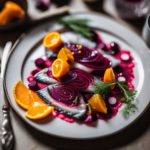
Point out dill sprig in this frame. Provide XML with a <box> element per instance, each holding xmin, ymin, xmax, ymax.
<box><xmin>73</xmin><ymin>96</ymin><xmax>78</xmax><ymax>104</ymax></box>
<box><xmin>94</xmin><ymin>82</ymin><xmax>116</xmax><ymax>99</ymax></box>
<box><xmin>59</xmin><ymin>17</ymin><xmax>93</xmax><ymax>38</ymax></box>
<box><xmin>94</xmin><ymin>80</ymin><xmax>137</xmax><ymax>117</ymax></box>
<box><xmin>116</xmin><ymin>81</ymin><xmax>137</xmax><ymax>103</ymax></box>
<box><xmin>88</xmin><ymin>103</ymin><xmax>92</xmax><ymax>114</ymax></box>
<box><xmin>116</xmin><ymin>81</ymin><xmax>137</xmax><ymax>117</ymax></box>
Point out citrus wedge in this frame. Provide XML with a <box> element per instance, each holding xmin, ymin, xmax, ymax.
<box><xmin>25</xmin><ymin>91</ymin><xmax>54</xmax><ymax>119</ymax></box>
<box><xmin>13</xmin><ymin>80</ymin><xmax>33</xmax><ymax>110</ymax></box>
<box><xmin>88</xmin><ymin>94</ymin><xmax>107</xmax><ymax>114</ymax></box>
<box><xmin>0</xmin><ymin>1</ymin><xmax>25</xmax><ymax>25</ymax></box>
<box><xmin>43</xmin><ymin>31</ymin><xmax>62</xmax><ymax>52</ymax></box>
<box><xmin>57</xmin><ymin>48</ymin><xmax>74</xmax><ymax>63</ymax></box>
<box><xmin>13</xmin><ymin>81</ymin><xmax>54</xmax><ymax>119</ymax></box>
<box><xmin>104</xmin><ymin>67</ymin><xmax>115</xmax><ymax>89</ymax></box>
<box><xmin>52</xmin><ymin>58</ymin><xmax>69</xmax><ymax>78</ymax></box>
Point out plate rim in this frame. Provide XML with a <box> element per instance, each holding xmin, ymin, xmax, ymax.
<box><xmin>4</xmin><ymin>12</ymin><xmax>150</xmax><ymax>139</ymax></box>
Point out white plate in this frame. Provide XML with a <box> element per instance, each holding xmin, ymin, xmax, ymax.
<box><xmin>4</xmin><ymin>13</ymin><xmax>150</xmax><ymax>139</ymax></box>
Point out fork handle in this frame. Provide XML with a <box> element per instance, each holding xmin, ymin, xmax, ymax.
<box><xmin>1</xmin><ymin>105</ymin><xmax>14</xmax><ymax>150</ymax></box>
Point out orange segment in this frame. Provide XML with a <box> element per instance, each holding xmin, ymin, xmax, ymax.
<box><xmin>52</xmin><ymin>58</ymin><xmax>69</xmax><ymax>78</ymax></box>
<box><xmin>88</xmin><ymin>94</ymin><xmax>107</xmax><ymax>114</ymax></box>
<box><xmin>57</xmin><ymin>48</ymin><xmax>74</xmax><ymax>63</ymax></box>
<box><xmin>25</xmin><ymin>103</ymin><xmax>54</xmax><ymax>120</ymax></box>
<box><xmin>43</xmin><ymin>31</ymin><xmax>62</xmax><ymax>52</ymax></box>
<box><xmin>13</xmin><ymin>80</ymin><xmax>33</xmax><ymax>110</ymax></box>
<box><xmin>25</xmin><ymin>91</ymin><xmax>54</xmax><ymax>119</ymax></box>
<box><xmin>5</xmin><ymin>1</ymin><xmax>25</xmax><ymax>18</ymax></box>
<box><xmin>13</xmin><ymin>81</ymin><xmax>54</xmax><ymax>119</ymax></box>
<box><xmin>0</xmin><ymin>1</ymin><xmax>25</xmax><ymax>25</ymax></box>
<box><xmin>104</xmin><ymin>67</ymin><xmax>115</xmax><ymax>89</ymax></box>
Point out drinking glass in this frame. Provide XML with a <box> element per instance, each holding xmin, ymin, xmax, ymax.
<box><xmin>114</xmin><ymin>0</ymin><xmax>150</xmax><ymax>20</ymax></box>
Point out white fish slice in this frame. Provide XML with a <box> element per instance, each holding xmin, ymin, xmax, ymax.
<box><xmin>37</xmin><ymin>85</ymin><xmax>86</xmax><ymax>119</ymax></box>
<box><xmin>34</xmin><ymin>68</ymin><xmax>58</xmax><ymax>84</ymax></box>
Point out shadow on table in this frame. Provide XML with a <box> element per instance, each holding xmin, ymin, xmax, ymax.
<box><xmin>12</xmin><ymin>104</ymin><xmax>150</xmax><ymax>150</ymax></box>
<box><xmin>51</xmin><ymin>0</ymin><xmax>71</xmax><ymax>7</ymax></box>
<box><xmin>84</xmin><ymin>0</ymin><xmax>105</xmax><ymax>14</ymax></box>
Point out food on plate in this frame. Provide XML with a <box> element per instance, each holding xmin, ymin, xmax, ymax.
<box><xmin>0</xmin><ymin>1</ymin><xmax>25</xmax><ymax>25</ymax></box>
<box><xmin>37</xmin><ymin>84</ymin><xmax>86</xmax><ymax>119</ymax></box>
<box><xmin>35</xmin><ymin>0</ymin><xmax>50</xmax><ymax>11</ymax></box>
<box><xmin>43</xmin><ymin>31</ymin><xmax>62</xmax><ymax>52</ymax></box>
<box><xmin>13</xmin><ymin>80</ymin><xmax>33</xmax><ymax>110</ymax></box>
<box><xmin>88</xmin><ymin>94</ymin><xmax>107</xmax><ymax>114</ymax></box>
<box><xmin>104</xmin><ymin>67</ymin><xmax>115</xmax><ymax>89</ymax></box>
<box><xmin>13</xmin><ymin>80</ymin><xmax>54</xmax><ymax>119</ymax></box>
<box><xmin>35</xmin><ymin>58</ymin><xmax>46</xmax><ymax>69</ymax></box>
<box><xmin>25</xmin><ymin>91</ymin><xmax>54</xmax><ymax>119</ymax></box>
<box><xmin>13</xmin><ymin>17</ymin><xmax>137</xmax><ymax>124</ymax></box>
<box><xmin>52</xmin><ymin>58</ymin><xmax>69</xmax><ymax>78</ymax></box>
<box><xmin>57</xmin><ymin>47</ymin><xmax>74</xmax><ymax>63</ymax></box>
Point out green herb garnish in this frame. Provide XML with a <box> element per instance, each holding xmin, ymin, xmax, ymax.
<box><xmin>88</xmin><ymin>103</ymin><xmax>92</xmax><ymax>114</ymax></box>
<box><xmin>59</xmin><ymin>17</ymin><xmax>93</xmax><ymax>38</ymax></box>
<box><xmin>94</xmin><ymin>82</ymin><xmax>116</xmax><ymax>99</ymax></box>
<box><xmin>116</xmin><ymin>81</ymin><xmax>137</xmax><ymax>117</ymax></box>
<box><xmin>73</xmin><ymin>96</ymin><xmax>78</xmax><ymax>104</ymax></box>
<box><xmin>94</xmin><ymin>80</ymin><xmax>137</xmax><ymax>117</ymax></box>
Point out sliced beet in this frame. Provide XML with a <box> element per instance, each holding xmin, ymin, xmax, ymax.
<box><xmin>109</xmin><ymin>42</ymin><xmax>120</xmax><ymax>55</ymax></box>
<box><xmin>35</xmin><ymin>58</ymin><xmax>45</xmax><ymax>69</ymax></box>
<box><xmin>84</xmin><ymin>112</ymin><xmax>98</xmax><ymax>123</ymax></box>
<box><xmin>28</xmin><ymin>80</ymin><xmax>39</xmax><ymax>91</ymax></box>
<box><xmin>31</xmin><ymin>69</ymin><xmax>39</xmax><ymax>76</ymax></box>
<box><xmin>36</xmin><ymin>0</ymin><xmax>50</xmax><ymax>11</ymax></box>
<box><xmin>96</xmin><ymin>43</ymin><xmax>108</xmax><ymax>51</ymax></box>
<box><xmin>84</xmin><ymin>113</ymin><xmax>92</xmax><ymax>123</ymax></box>
<box><xmin>89</xmin><ymin>30</ymin><xmax>103</xmax><ymax>43</ymax></box>
<box><xmin>27</xmin><ymin>76</ymin><xmax>34</xmax><ymax>82</ymax></box>
<box><xmin>84</xmin><ymin>94</ymin><xmax>94</xmax><ymax>102</ymax></box>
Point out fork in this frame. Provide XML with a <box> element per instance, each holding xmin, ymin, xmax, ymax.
<box><xmin>0</xmin><ymin>42</ymin><xmax>15</xmax><ymax>150</ymax></box>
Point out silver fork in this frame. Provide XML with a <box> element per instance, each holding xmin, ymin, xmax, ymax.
<box><xmin>0</xmin><ymin>42</ymin><xmax>15</xmax><ymax>150</ymax></box>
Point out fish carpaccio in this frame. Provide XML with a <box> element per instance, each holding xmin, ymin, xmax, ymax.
<box><xmin>27</xmin><ymin>31</ymin><xmax>135</xmax><ymax>124</ymax></box>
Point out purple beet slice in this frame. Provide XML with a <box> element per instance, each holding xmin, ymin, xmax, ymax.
<box><xmin>35</xmin><ymin>58</ymin><xmax>45</xmax><ymax>69</ymax></box>
<box><xmin>28</xmin><ymin>80</ymin><xmax>39</xmax><ymax>91</ymax></box>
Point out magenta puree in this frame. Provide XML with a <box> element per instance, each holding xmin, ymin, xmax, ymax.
<box><xmin>27</xmin><ymin>31</ymin><xmax>135</xmax><ymax>123</ymax></box>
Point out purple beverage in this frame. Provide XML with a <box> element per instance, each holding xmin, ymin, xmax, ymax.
<box><xmin>115</xmin><ymin>0</ymin><xmax>150</xmax><ymax>20</ymax></box>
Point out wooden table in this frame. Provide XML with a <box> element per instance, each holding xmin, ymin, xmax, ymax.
<box><xmin>0</xmin><ymin>0</ymin><xmax>150</xmax><ymax>150</ymax></box>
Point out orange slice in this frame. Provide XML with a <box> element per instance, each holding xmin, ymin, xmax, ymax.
<box><xmin>88</xmin><ymin>94</ymin><xmax>107</xmax><ymax>114</ymax></box>
<box><xmin>5</xmin><ymin>1</ymin><xmax>25</xmax><ymax>18</ymax></box>
<box><xmin>13</xmin><ymin>80</ymin><xmax>33</xmax><ymax>110</ymax></box>
<box><xmin>13</xmin><ymin>81</ymin><xmax>54</xmax><ymax>119</ymax></box>
<box><xmin>57</xmin><ymin>48</ymin><xmax>74</xmax><ymax>63</ymax></box>
<box><xmin>52</xmin><ymin>58</ymin><xmax>69</xmax><ymax>78</ymax></box>
<box><xmin>104</xmin><ymin>67</ymin><xmax>115</xmax><ymax>89</ymax></box>
<box><xmin>25</xmin><ymin>91</ymin><xmax>54</xmax><ymax>119</ymax></box>
<box><xmin>43</xmin><ymin>31</ymin><xmax>62</xmax><ymax>52</ymax></box>
<box><xmin>0</xmin><ymin>1</ymin><xmax>25</xmax><ymax>25</ymax></box>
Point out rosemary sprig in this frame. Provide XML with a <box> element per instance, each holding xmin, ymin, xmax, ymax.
<box><xmin>94</xmin><ymin>80</ymin><xmax>137</xmax><ymax>117</ymax></box>
<box><xmin>73</xmin><ymin>96</ymin><xmax>78</xmax><ymax>104</ymax></box>
<box><xmin>59</xmin><ymin>17</ymin><xmax>93</xmax><ymax>38</ymax></box>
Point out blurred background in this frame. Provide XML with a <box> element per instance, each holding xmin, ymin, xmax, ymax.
<box><xmin>0</xmin><ymin>0</ymin><xmax>150</xmax><ymax>150</ymax></box>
